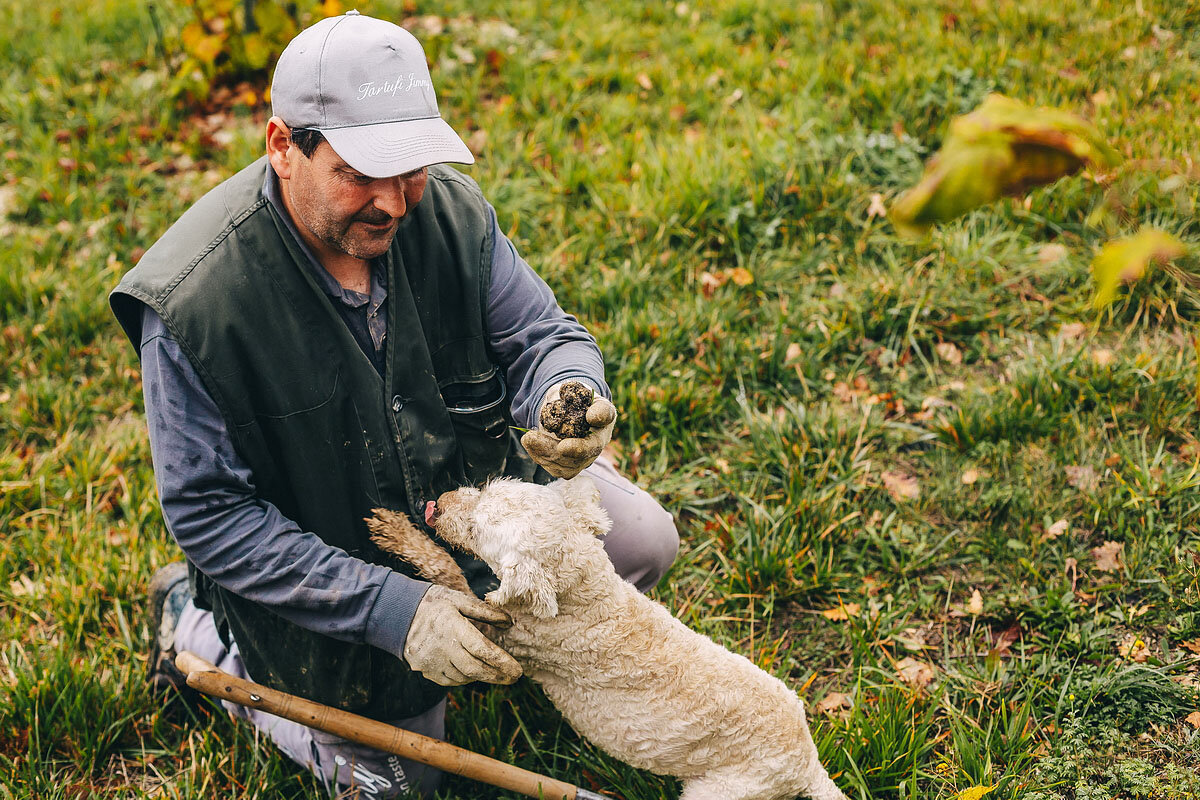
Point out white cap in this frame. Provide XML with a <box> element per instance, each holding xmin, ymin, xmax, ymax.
<box><xmin>271</xmin><ymin>11</ymin><xmax>474</xmax><ymax>177</ymax></box>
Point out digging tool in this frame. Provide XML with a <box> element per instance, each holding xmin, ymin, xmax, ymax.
<box><xmin>175</xmin><ymin>651</ymin><xmax>614</xmax><ymax>800</ymax></box>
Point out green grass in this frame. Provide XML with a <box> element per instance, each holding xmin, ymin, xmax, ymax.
<box><xmin>3</xmin><ymin>0</ymin><xmax>1200</xmax><ymax>797</ymax></box>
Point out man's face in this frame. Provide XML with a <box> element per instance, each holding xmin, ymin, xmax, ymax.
<box><xmin>283</xmin><ymin>138</ymin><xmax>428</xmax><ymax>261</ymax></box>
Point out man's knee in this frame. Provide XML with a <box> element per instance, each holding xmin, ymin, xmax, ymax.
<box><xmin>607</xmin><ymin>501</ymin><xmax>679</xmax><ymax>593</ymax></box>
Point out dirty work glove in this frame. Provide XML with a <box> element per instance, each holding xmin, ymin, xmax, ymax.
<box><xmin>521</xmin><ymin>382</ymin><xmax>618</xmax><ymax>479</ymax></box>
<box><xmin>403</xmin><ymin>585</ymin><xmax>522</xmax><ymax>686</ymax></box>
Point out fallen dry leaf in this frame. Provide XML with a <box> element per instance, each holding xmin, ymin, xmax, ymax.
<box><xmin>896</xmin><ymin>657</ymin><xmax>935</xmax><ymax>688</ymax></box>
<box><xmin>699</xmin><ymin>271</ymin><xmax>724</xmax><ymax>298</ymax></box>
<box><xmin>814</xmin><ymin>691</ymin><xmax>853</xmax><ymax>716</ymax></box>
<box><xmin>1065</xmin><ymin>464</ymin><xmax>1100</xmax><ymax>492</ymax></box>
<box><xmin>1118</xmin><ymin>633</ymin><xmax>1150</xmax><ymax>663</ymax></box>
<box><xmin>726</xmin><ymin>267</ymin><xmax>754</xmax><ymax>286</ymax></box>
<box><xmin>968</xmin><ymin>588</ymin><xmax>984</xmax><ymax>616</ymax></box>
<box><xmin>882</xmin><ymin>470</ymin><xmax>920</xmax><ymax>501</ymax></box>
<box><xmin>1039</xmin><ymin>243</ymin><xmax>1069</xmax><ymax>265</ymax></box>
<box><xmin>935</xmin><ymin>341</ymin><xmax>963</xmax><ymax>364</ymax></box>
<box><xmin>867</xmin><ymin>193</ymin><xmax>887</xmax><ymax>219</ymax></box>
<box><xmin>1092</xmin><ymin>540</ymin><xmax>1125</xmax><ymax>573</ymax></box>
<box><xmin>1186</xmin><ymin>711</ymin><xmax>1200</xmax><ymax>729</ymax></box>
<box><xmin>821</xmin><ymin>602</ymin><xmax>861</xmax><ymax>622</ymax></box>
<box><xmin>1045</xmin><ymin>519</ymin><xmax>1069</xmax><ymax>540</ymax></box>
<box><xmin>961</xmin><ymin>468</ymin><xmax>980</xmax><ymax>485</ymax></box>
<box><xmin>1058</xmin><ymin>321</ymin><xmax>1088</xmax><ymax>339</ymax></box>
<box><xmin>1178</xmin><ymin>638</ymin><xmax>1200</xmax><ymax>655</ymax></box>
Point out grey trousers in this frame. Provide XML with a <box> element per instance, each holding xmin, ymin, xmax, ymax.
<box><xmin>173</xmin><ymin>457</ymin><xmax>678</xmax><ymax>798</ymax></box>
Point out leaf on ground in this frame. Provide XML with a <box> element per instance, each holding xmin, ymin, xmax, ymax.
<box><xmin>1044</xmin><ymin>519</ymin><xmax>1069</xmax><ymax>540</ymax></box>
<box><xmin>1039</xmin><ymin>242</ymin><xmax>1069</xmax><ymax>265</ymax></box>
<box><xmin>1118</xmin><ymin>633</ymin><xmax>1150</xmax><ymax>662</ymax></box>
<box><xmin>1187</xmin><ymin>711</ymin><xmax>1200</xmax><ymax>729</ymax></box>
<box><xmin>935</xmin><ymin>341</ymin><xmax>963</xmax><ymax>364</ymax></box>
<box><xmin>1178</xmin><ymin>638</ymin><xmax>1200</xmax><ymax>655</ymax></box>
<box><xmin>952</xmin><ymin>787</ymin><xmax>996</xmax><ymax>800</ymax></box>
<box><xmin>896</xmin><ymin>657</ymin><xmax>935</xmax><ymax>688</ymax></box>
<box><xmin>1091</xmin><ymin>228</ymin><xmax>1187</xmax><ymax>308</ymax></box>
<box><xmin>967</xmin><ymin>588</ymin><xmax>984</xmax><ymax>616</ymax></box>
<box><xmin>867</xmin><ymin>193</ymin><xmax>887</xmax><ymax>219</ymax></box>
<box><xmin>814</xmin><ymin>692</ymin><xmax>853</xmax><ymax>716</ymax></box>
<box><xmin>891</xmin><ymin>93</ymin><xmax>1119</xmax><ymax>235</ymax></box>
<box><xmin>1092</xmin><ymin>540</ymin><xmax>1125</xmax><ymax>572</ymax></box>
<box><xmin>821</xmin><ymin>602</ymin><xmax>861</xmax><ymax>621</ymax></box>
<box><xmin>882</xmin><ymin>470</ymin><xmax>920</xmax><ymax>501</ymax></box>
<box><xmin>699</xmin><ymin>271</ymin><xmax>724</xmax><ymax>298</ymax></box>
<box><xmin>1065</xmin><ymin>464</ymin><xmax>1100</xmax><ymax>492</ymax></box>
<box><xmin>961</xmin><ymin>468</ymin><xmax>979</xmax><ymax>485</ymax></box>
<box><xmin>726</xmin><ymin>267</ymin><xmax>754</xmax><ymax>286</ymax></box>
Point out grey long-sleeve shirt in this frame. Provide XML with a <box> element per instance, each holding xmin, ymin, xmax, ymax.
<box><xmin>140</xmin><ymin>167</ymin><xmax>607</xmax><ymax>663</ymax></box>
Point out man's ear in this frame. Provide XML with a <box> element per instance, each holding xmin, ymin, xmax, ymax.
<box><xmin>559</xmin><ymin>476</ymin><xmax>611</xmax><ymax>538</ymax></box>
<box><xmin>489</xmin><ymin>554</ymin><xmax>558</xmax><ymax>618</ymax></box>
<box><xmin>266</xmin><ymin>116</ymin><xmax>294</xmax><ymax>179</ymax></box>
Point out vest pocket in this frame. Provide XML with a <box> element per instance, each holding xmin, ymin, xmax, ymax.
<box><xmin>442</xmin><ymin>370</ymin><xmax>509</xmax><ymax>482</ymax></box>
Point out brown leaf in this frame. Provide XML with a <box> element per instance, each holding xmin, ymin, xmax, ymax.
<box><xmin>1044</xmin><ymin>519</ymin><xmax>1069</xmax><ymax>540</ymax></box>
<box><xmin>967</xmin><ymin>588</ymin><xmax>984</xmax><ymax>616</ymax></box>
<box><xmin>882</xmin><ymin>470</ymin><xmax>920</xmax><ymax>501</ymax></box>
<box><xmin>896</xmin><ymin>657</ymin><xmax>935</xmax><ymax>688</ymax></box>
<box><xmin>821</xmin><ymin>602</ymin><xmax>861</xmax><ymax>622</ymax></box>
<box><xmin>1065</xmin><ymin>465</ymin><xmax>1099</xmax><ymax>493</ymax></box>
<box><xmin>1186</xmin><ymin>711</ymin><xmax>1200</xmax><ymax>729</ymax></box>
<box><xmin>699</xmin><ymin>271</ymin><xmax>724</xmax><ymax>298</ymax></box>
<box><xmin>1178</xmin><ymin>638</ymin><xmax>1200</xmax><ymax>655</ymax></box>
<box><xmin>1039</xmin><ymin>243</ymin><xmax>1070</xmax><ymax>265</ymax></box>
<box><xmin>1118</xmin><ymin>633</ymin><xmax>1149</xmax><ymax>663</ymax></box>
<box><xmin>814</xmin><ymin>691</ymin><xmax>853</xmax><ymax>716</ymax></box>
<box><xmin>1092</xmin><ymin>540</ymin><xmax>1125</xmax><ymax>573</ymax></box>
<box><xmin>935</xmin><ymin>342</ymin><xmax>963</xmax><ymax>364</ymax></box>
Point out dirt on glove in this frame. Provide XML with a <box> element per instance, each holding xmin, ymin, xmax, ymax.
<box><xmin>539</xmin><ymin>381</ymin><xmax>594</xmax><ymax>439</ymax></box>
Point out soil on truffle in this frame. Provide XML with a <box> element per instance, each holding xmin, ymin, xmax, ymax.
<box><xmin>540</xmin><ymin>381</ymin><xmax>594</xmax><ymax>438</ymax></box>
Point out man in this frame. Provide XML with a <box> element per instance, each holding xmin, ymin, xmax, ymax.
<box><xmin>110</xmin><ymin>11</ymin><xmax>678</xmax><ymax>797</ymax></box>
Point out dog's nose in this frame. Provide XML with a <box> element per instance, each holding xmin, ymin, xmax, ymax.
<box><xmin>425</xmin><ymin>500</ymin><xmax>440</xmax><ymax>526</ymax></box>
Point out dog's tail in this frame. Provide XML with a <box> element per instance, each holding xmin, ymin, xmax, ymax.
<box><xmin>367</xmin><ymin>508</ymin><xmax>472</xmax><ymax>595</ymax></box>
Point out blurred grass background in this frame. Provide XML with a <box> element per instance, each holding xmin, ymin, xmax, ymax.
<box><xmin>2</xmin><ymin>0</ymin><xmax>1199</xmax><ymax>797</ymax></box>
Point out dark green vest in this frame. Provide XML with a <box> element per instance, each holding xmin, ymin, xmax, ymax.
<box><xmin>112</xmin><ymin>157</ymin><xmax>538</xmax><ymax>718</ymax></box>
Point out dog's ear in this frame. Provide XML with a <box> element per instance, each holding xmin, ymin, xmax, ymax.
<box><xmin>490</xmin><ymin>554</ymin><xmax>559</xmax><ymax>618</ymax></box>
<box><xmin>558</xmin><ymin>476</ymin><xmax>611</xmax><ymax>538</ymax></box>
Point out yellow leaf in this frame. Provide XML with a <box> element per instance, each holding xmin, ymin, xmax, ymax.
<box><xmin>727</xmin><ymin>267</ymin><xmax>754</xmax><ymax>286</ymax></box>
<box><xmin>1090</xmin><ymin>228</ymin><xmax>1187</xmax><ymax>309</ymax></box>
<box><xmin>181</xmin><ymin>22</ymin><xmax>226</xmax><ymax>66</ymax></box>
<box><xmin>891</xmin><ymin>94</ymin><xmax>1118</xmax><ymax>235</ymax></box>
<box><xmin>953</xmin><ymin>787</ymin><xmax>996</xmax><ymax>800</ymax></box>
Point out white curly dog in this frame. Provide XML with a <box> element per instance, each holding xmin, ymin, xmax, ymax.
<box><xmin>372</xmin><ymin>476</ymin><xmax>848</xmax><ymax>800</ymax></box>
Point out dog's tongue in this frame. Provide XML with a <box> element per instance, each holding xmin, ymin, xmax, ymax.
<box><xmin>424</xmin><ymin>500</ymin><xmax>437</xmax><ymax>527</ymax></box>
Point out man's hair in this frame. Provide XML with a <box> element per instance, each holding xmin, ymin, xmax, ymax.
<box><xmin>290</xmin><ymin>128</ymin><xmax>326</xmax><ymax>159</ymax></box>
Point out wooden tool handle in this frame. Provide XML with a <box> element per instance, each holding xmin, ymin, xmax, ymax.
<box><xmin>175</xmin><ymin>651</ymin><xmax>591</xmax><ymax>800</ymax></box>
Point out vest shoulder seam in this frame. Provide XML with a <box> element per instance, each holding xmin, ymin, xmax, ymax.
<box><xmin>157</xmin><ymin>197</ymin><xmax>270</xmax><ymax>303</ymax></box>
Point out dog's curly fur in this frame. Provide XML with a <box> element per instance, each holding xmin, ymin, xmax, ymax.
<box><xmin>371</xmin><ymin>477</ymin><xmax>847</xmax><ymax>800</ymax></box>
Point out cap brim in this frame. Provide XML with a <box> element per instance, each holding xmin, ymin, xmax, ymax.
<box><xmin>320</xmin><ymin>117</ymin><xmax>475</xmax><ymax>178</ymax></box>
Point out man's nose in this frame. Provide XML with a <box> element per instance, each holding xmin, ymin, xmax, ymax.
<box><xmin>371</xmin><ymin>176</ymin><xmax>408</xmax><ymax>218</ymax></box>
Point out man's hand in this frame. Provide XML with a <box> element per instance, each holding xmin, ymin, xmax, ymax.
<box><xmin>403</xmin><ymin>585</ymin><xmax>522</xmax><ymax>686</ymax></box>
<box><xmin>521</xmin><ymin>382</ymin><xmax>617</xmax><ymax>479</ymax></box>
